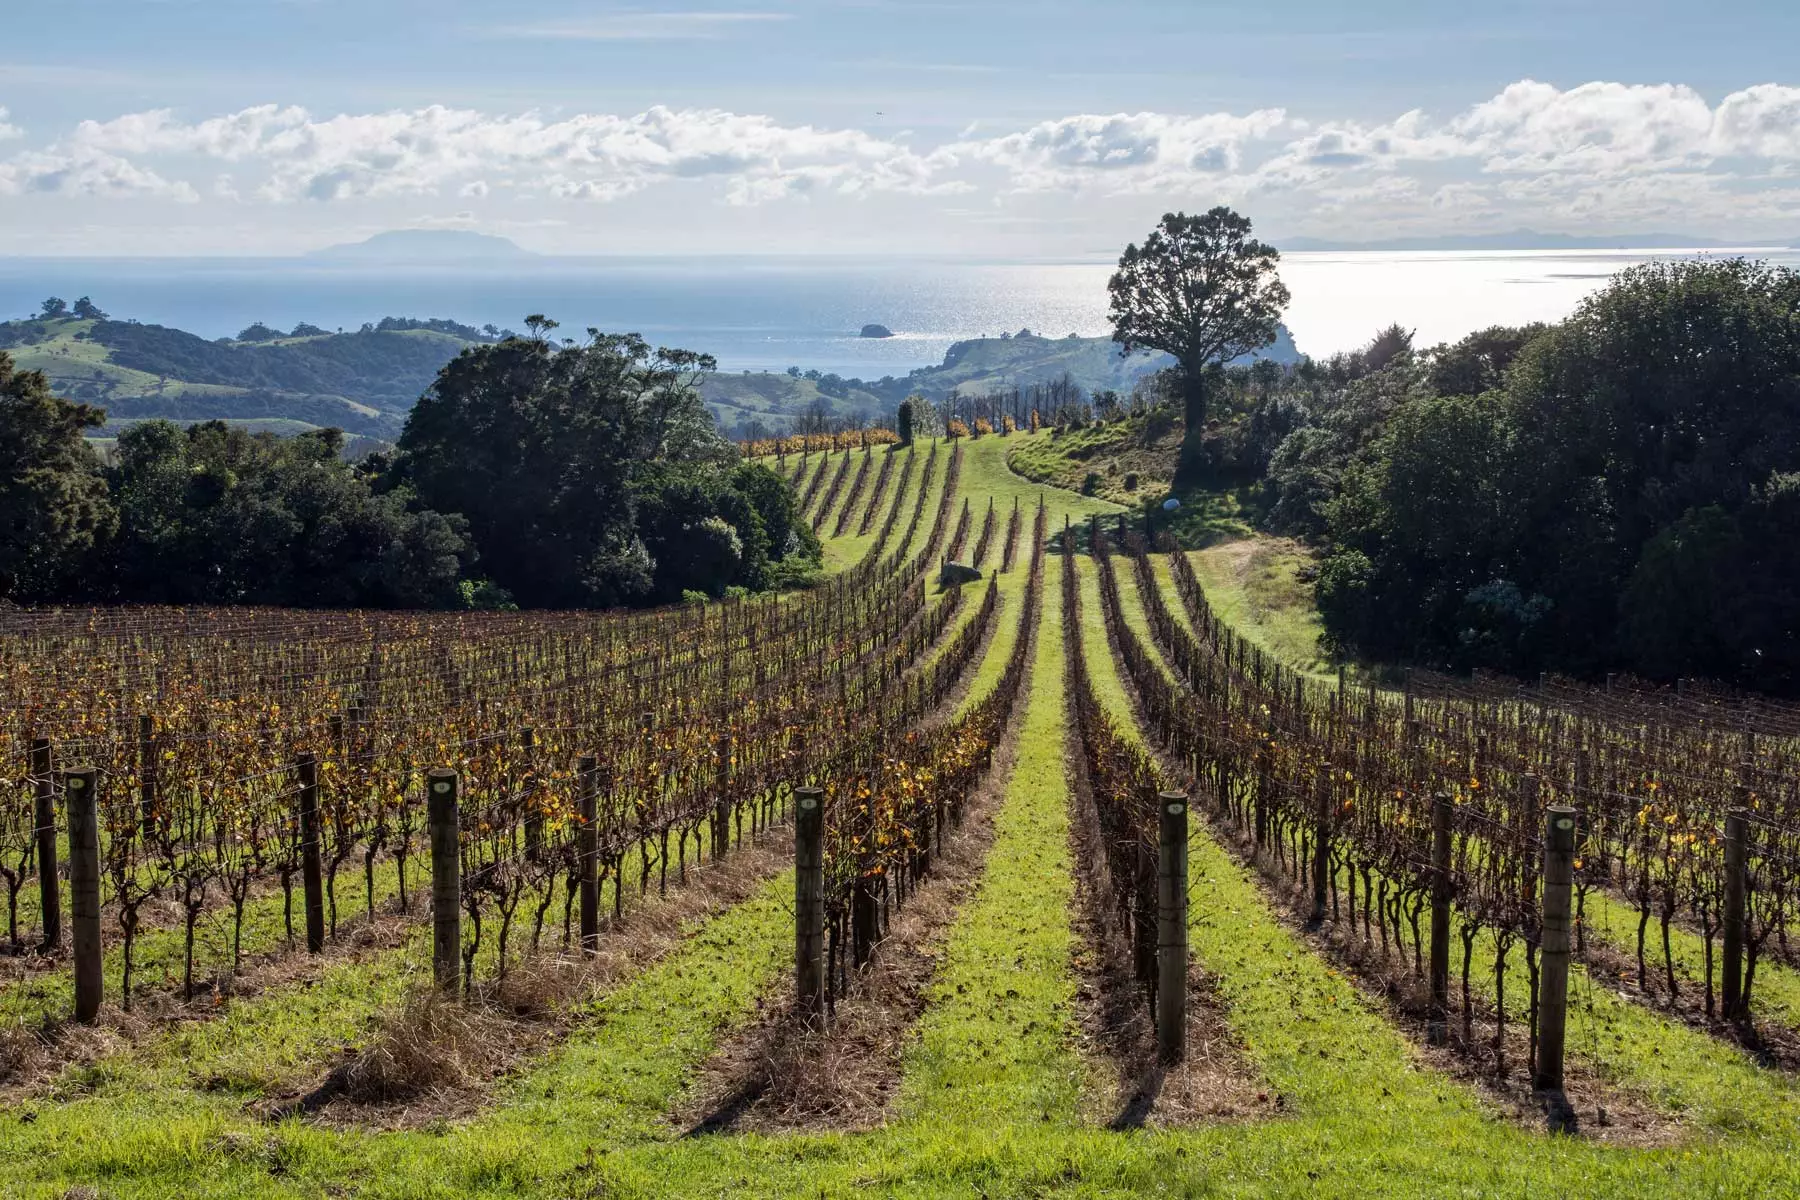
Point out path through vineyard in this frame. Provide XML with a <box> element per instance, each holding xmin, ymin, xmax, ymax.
<box><xmin>3</xmin><ymin>431</ymin><xmax>1800</xmax><ymax>1197</ymax></box>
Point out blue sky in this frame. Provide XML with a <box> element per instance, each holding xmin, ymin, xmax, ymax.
<box><xmin>1</xmin><ymin>0</ymin><xmax>1797</xmax><ymax>255</ymax></box>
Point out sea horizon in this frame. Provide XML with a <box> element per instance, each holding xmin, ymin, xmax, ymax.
<box><xmin>6</xmin><ymin>246</ymin><xmax>1799</xmax><ymax>375</ymax></box>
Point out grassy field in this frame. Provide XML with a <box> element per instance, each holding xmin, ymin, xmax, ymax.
<box><xmin>4</xmin><ymin>430</ymin><xmax>1799</xmax><ymax>1197</ymax></box>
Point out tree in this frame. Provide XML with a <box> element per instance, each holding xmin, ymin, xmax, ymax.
<box><xmin>1426</xmin><ymin>323</ymin><xmax>1548</xmax><ymax>397</ymax></box>
<box><xmin>38</xmin><ymin>298</ymin><xmax>68</xmax><ymax>320</ymax></box>
<box><xmin>71</xmin><ymin>297</ymin><xmax>107</xmax><ymax>321</ymax></box>
<box><xmin>0</xmin><ymin>353</ymin><xmax>113</xmax><ymax>600</ymax></box>
<box><xmin>1108</xmin><ymin>208</ymin><xmax>1289</xmax><ymax>481</ymax></box>
<box><xmin>896</xmin><ymin>397</ymin><xmax>916</xmax><ymax>444</ymax></box>
<box><xmin>107</xmin><ymin>419</ymin><xmax>473</xmax><ymax>607</ymax></box>
<box><xmin>397</xmin><ymin>325</ymin><xmax>790</xmax><ymax>608</ymax></box>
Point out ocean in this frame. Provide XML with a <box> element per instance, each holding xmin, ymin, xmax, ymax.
<box><xmin>3</xmin><ymin>248</ymin><xmax>1796</xmax><ymax>378</ymax></box>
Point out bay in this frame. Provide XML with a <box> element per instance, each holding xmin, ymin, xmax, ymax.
<box><xmin>2</xmin><ymin>247</ymin><xmax>1795</xmax><ymax>379</ymax></box>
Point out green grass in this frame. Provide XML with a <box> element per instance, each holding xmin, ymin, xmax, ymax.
<box><xmin>891</xmin><ymin>565</ymin><xmax>1084</xmax><ymax>1129</ymax></box>
<box><xmin>1188</xmin><ymin>539</ymin><xmax>1334</xmax><ymax>677</ymax></box>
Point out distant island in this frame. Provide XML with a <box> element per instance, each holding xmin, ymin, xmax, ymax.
<box><xmin>859</xmin><ymin>324</ymin><xmax>894</xmax><ymax>338</ymax></box>
<box><xmin>306</xmin><ymin>229</ymin><xmax>537</xmax><ymax>264</ymax></box>
<box><xmin>1278</xmin><ymin>230</ymin><xmax>1781</xmax><ymax>253</ymax></box>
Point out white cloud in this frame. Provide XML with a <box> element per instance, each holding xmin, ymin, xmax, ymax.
<box><xmin>0</xmin><ymin>106</ymin><xmax>21</xmax><ymax>142</ymax></box>
<box><xmin>6</xmin><ymin>82</ymin><xmax>1800</xmax><ymax>241</ymax></box>
<box><xmin>958</xmin><ymin>110</ymin><xmax>1290</xmax><ymax>192</ymax></box>
<box><xmin>1444</xmin><ymin>80</ymin><xmax>1716</xmax><ymax>175</ymax></box>
<box><xmin>55</xmin><ymin>103</ymin><xmax>952</xmax><ymax>204</ymax></box>
<box><xmin>1711</xmin><ymin>84</ymin><xmax>1800</xmax><ymax>159</ymax></box>
<box><xmin>0</xmin><ymin>146</ymin><xmax>197</xmax><ymax>201</ymax></box>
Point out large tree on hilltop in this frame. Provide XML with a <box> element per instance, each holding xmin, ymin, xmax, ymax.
<box><xmin>1108</xmin><ymin>207</ymin><xmax>1289</xmax><ymax>481</ymax></box>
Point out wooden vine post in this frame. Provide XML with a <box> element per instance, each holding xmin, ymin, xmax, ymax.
<box><xmin>1310</xmin><ymin>774</ymin><xmax>1331</xmax><ymax>924</ymax></box>
<box><xmin>31</xmin><ymin>738</ymin><xmax>59</xmax><ymax>952</ymax></box>
<box><xmin>794</xmin><ymin>786</ymin><xmax>826</xmax><ymax>1020</ymax></box>
<box><xmin>138</xmin><ymin>713</ymin><xmax>157</xmax><ymax>838</ymax></box>
<box><xmin>1722</xmin><ymin>801</ymin><xmax>1750</xmax><ymax>1021</ymax></box>
<box><xmin>1428</xmin><ymin>792</ymin><xmax>1454</xmax><ymax>1046</ymax></box>
<box><xmin>712</xmin><ymin>733</ymin><xmax>733</xmax><ymax>862</ymax></box>
<box><xmin>1536</xmin><ymin>805</ymin><xmax>1577</xmax><ymax>1097</ymax></box>
<box><xmin>297</xmin><ymin>753</ymin><xmax>326</xmax><ymax>953</ymax></box>
<box><xmin>65</xmin><ymin>767</ymin><xmax>102</xmax><ymax>1024</ymax></box>
<box><xmin>1157</xmin><ymin>790</ymin><xmax>1189</xmax><ymax>1063</ymax></box>
<box><xmin>428</xmin><ymin>769</ymin><xmax>461</xmax><ymax>992</ymax></box>
<box><xmin>521</xmin><ymin>727</ymin><xmax>541</xmax><ymax>862</ymax></box>
<box><xmin>577</xmin><ymin>755</ymin><xmax>600</xmax><ymax>953</ymax></box>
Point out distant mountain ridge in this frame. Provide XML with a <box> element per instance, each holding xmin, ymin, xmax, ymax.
<box><xmin>306</xmin><ymin>229</ymin><xmax>537</xmax><ymax>263</ymax></box>
<box><xmin>1278</xmin><ymin>230</ymin><xmax>1778</xmax><ymax>252</ymax></box>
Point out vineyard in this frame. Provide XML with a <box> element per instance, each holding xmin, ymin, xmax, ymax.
<box><xmin>3</xmin><ymin>429</ymin><xmax>1800</xmax><ymax>1197</ymax></box>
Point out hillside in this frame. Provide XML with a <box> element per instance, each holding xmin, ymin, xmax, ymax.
<box><xmin>0</xmin><ymin>315</ymin><xmax>488</xmax><ymax>439</ymax></box>
<box><xmin>707</xmin><ymin>326</ymin><xmax>1303</xmax><ymax>431</ymax></box>
<box><xmin>874</xmin><ymin>325</ymin><xmax>1300</xmax><ymax>403</ymax></box>
<box><xmin>3</xmin><ymin>312</ymin><xmax>1303</xmax><ymax>441</ymax></box>
<box><xmin>700</xmin><ymin>370</ymin><xmax>888</xmax><ymax>431</ymax></box>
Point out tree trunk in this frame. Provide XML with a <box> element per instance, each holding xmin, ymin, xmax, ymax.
<box><xmin>1175</xmin><ymin>362</ymin><xmax>1209</xmax><ymax>484</ymax></box>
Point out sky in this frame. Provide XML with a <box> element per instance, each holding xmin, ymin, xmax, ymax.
<box><xmin>1</xmin><ymin>0</ymin><xmax>1798</xmax><ymax>257</ymax></box>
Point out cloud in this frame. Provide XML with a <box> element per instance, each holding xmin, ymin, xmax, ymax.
<box><xmin>1711</xmin><ymin>84</ymin><xmax>1800</xmax><ymax>160</ymax></box>
<box><xmin>493</xmin><ymin>12</ymin><xmax>792</xmax><ymax>40</ymax></box>
<box><xmin>1444</xmin><ymin>80</ymin><xmax>1716</xmax><ymax>175</ymax></box>
<box><xmin>57</xmin><ymin>102</ymin><xmax>952</xmax><ymax>204</ymax></box>
<box><xmin>0</xmin><ymin>111</ymin><xmax>197</xmax><ymax>200</ymax></box>
<box><xmin>7</xmin><ymin>81</ymin><xmax>1800</xmax><ymax>239</ymax></box>
<box><xmin>957</xmin><ymin>110</ymin><xmax>1291</xmax><ymax>192</ymax></box>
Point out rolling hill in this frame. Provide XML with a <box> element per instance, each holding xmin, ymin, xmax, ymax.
<box><xmin>2</xmin><ymin>311</ymin><xmax>1303</xmax><ymax>441</ymax></box>
<box><xmin>0</xmin><ymin>315</ymin><xmax>490</xmax><ymax>440</ymax></box>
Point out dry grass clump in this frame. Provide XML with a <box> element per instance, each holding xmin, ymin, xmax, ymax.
<box><xmin>328</xmin><ymin>991</ymin><xmax>498</xmax><ymax>1105</ymax></box>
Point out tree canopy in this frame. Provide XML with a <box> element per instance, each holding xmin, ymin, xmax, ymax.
<box><xmin>0</xmin><ymin>354</ymin><xmax>112</xmax><ymax>599</ymax></box>
<box><xmin>1273</xmin><ymin>258</ymin><xmax>1800</xmax><ymax>691</ymax></box>
<box><xmin>396</xmin><ymin>327</ymin><xmax>818</xmax><ymax>607</ymax></box>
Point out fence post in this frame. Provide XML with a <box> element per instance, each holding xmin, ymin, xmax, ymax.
<box><xmin>794</xmin><ymin>786</ymin><xmax>826</xmax><ymax>1020</ymax></box>
<box><xmin>1310</xmin><ymin>774</ymin><xmax>1331</xmax><ymax>924</ymax></box>
<box><xmin>297</xmin><ymin>753</ymin><xmax>326</xmax><ymax>954</ymax></box>
<box><xmin>521</xmin><ymin>728</ymin><xmax>541</xmax><ymax>862</ymax></box>
<box><xmin>1536</xmin><ymin>805</ymin><xmax>1577</xmax><ymax>1097</ymax></box>
<box><xmin>31</xmin><ymin>739</ymin><xmax>60</xmax><ymax>952</ymax></box>
<box><xmin>1722</xmin><ymin>804</ymin><xmax>1750</xmax><ymax>1021</ymax></box>
<box><xmin>1429</xmin><ymin>793</ymin><xmax>1453</xmax><ymax>1046</ymax></box>
<box><xmin>137</xmin><ymin>713</ymin><xmax>156</xmax><ymax>838</ymax></box>
<box><xmin>65</xmin><ymin>767</ymin><xmax>102</xmax><ymax>1024</ymax></box>
<box><xmin>428</xmin><ymin>769</ymin><xmax>461</xmax><ymax>992</ymax></box>
<box><xmin>713</xmin><ymin>733</ymin><xmax>733</xmax><ymax>862</ymax></box>
<box><xmin>1157</xmin><ymin>791</ymin><xmax>1189</xmax><ymax>1064</ymax></box>
<box><xmin>1253</xmin><ymin>745</ymin><xmax>1270</xmax><ymax>848</ymax></box>
<box><xmin>577</xmin><ymin>756</ymin><xmax>600</xmax><ymax>953</ymax></box>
